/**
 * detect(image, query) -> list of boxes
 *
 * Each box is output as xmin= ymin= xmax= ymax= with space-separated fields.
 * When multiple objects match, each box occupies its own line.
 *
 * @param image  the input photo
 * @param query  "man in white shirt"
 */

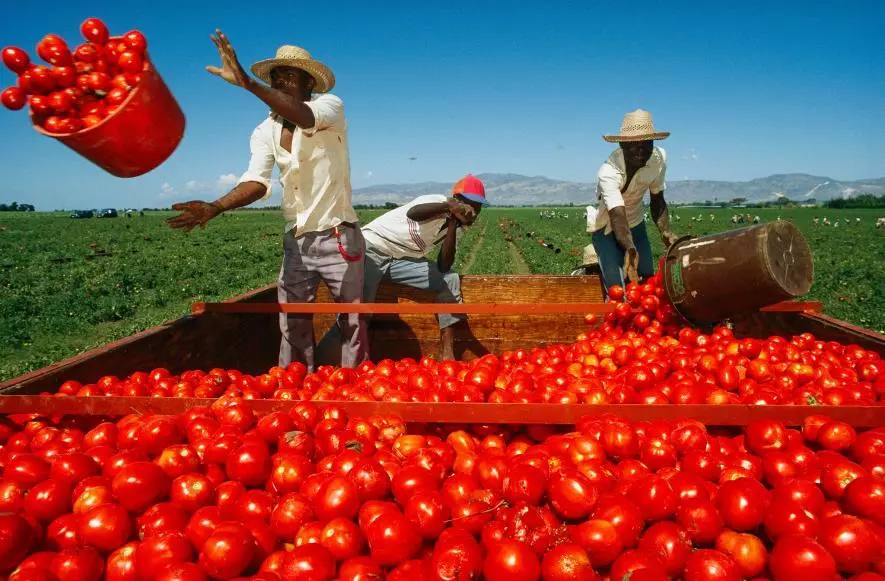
xmin=166 ymin=32 xmax=366 ymax=372
xmin=590 ymin=110 xmax=679 ymax=296
xmin=320 ymin=175 xmax=486 ymax=362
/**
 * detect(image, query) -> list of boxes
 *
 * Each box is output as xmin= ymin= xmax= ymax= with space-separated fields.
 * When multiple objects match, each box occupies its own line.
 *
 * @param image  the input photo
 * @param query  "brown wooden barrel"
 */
xmin=662 ymin=221 xmax=814 ymax=326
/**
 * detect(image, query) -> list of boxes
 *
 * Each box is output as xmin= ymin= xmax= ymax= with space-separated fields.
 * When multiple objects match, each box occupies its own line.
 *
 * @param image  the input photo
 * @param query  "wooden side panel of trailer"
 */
xmin=2 ymin=275 xmax=882 ymax=395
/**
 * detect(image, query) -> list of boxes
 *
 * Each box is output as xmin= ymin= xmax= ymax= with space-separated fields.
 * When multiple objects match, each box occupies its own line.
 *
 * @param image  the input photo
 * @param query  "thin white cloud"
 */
xmin=159 ymin=182 xmax=175 ymax=199
xmin=364 ymin=171 xmax=374 ymax=179
xmin=682 ymin=149 xmax=699 ymax=162
xmin=216 ymin=173 xmax=238 ymax=192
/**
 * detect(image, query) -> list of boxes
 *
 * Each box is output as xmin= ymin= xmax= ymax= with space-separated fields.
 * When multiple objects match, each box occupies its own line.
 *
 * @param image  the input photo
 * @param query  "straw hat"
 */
xmin=603 ymin=109 xmax=670 ymax=143
xmin=251 ymin=45 xmax=335 ymax=93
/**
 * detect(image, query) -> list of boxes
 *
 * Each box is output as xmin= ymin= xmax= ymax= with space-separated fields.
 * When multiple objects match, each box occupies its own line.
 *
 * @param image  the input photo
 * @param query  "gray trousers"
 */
xmin=278 ymin=225 xmax=367 ymax=372
xmin=363 ymin=246 xmax=465 ymax=329
xmin=316 ymin=245 xmax=465 ymax=365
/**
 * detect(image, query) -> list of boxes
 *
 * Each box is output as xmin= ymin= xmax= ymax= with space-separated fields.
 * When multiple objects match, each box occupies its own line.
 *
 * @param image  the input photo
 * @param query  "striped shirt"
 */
xmin=362 ymin=194 xmax=462 ymax=259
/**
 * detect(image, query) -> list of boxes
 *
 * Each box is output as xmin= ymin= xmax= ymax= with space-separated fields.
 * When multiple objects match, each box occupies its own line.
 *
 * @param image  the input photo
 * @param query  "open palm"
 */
xmin=206 ymin=29 xmax=249 ymax=87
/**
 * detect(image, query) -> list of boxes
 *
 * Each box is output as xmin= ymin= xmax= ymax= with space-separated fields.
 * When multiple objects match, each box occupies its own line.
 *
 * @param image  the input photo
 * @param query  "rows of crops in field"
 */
xmin=1 ymin=207 xmax=883 ymax=381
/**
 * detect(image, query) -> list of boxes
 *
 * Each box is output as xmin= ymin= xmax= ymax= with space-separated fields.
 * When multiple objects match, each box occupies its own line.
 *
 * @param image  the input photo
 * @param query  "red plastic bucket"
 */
xmin=32 ymin=57 xmax=185 ymax=178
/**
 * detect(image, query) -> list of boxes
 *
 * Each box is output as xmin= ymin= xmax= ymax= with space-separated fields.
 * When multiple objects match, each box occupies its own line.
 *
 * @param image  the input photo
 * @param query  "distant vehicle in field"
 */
xmin=98 ymin=208 xmax=118 ymax=218
xmin=70 ymin=210 xmax=94 ymax=218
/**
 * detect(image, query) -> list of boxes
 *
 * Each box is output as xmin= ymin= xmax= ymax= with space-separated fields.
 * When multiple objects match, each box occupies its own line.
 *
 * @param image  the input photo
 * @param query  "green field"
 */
xmin=1 ymin=207 xmax=883 ymax=382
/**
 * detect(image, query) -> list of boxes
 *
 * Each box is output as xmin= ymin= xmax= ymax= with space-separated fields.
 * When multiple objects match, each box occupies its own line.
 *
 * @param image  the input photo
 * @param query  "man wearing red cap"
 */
xmin=319 ymin=175 xmax=487 ymax=362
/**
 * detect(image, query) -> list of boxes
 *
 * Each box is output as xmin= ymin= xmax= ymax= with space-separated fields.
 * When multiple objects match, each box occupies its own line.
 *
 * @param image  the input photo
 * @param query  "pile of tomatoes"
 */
xmin=1 ymin=17 xmax=149 ymax=134
xmin=1 ymin=400 xmax=885 ymax=580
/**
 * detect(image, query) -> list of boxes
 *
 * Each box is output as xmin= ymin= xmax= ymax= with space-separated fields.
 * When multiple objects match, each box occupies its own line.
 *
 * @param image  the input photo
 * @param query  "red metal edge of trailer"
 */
xmin=1 ymin=276 xmax=883 ymax=413
xmin=1 ymin=396 xmax=884 ymax=428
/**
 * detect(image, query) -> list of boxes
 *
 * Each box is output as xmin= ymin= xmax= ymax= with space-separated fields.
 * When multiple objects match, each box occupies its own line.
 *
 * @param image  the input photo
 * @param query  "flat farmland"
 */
xmin=1 ymin=207 xmax=882 ymax=381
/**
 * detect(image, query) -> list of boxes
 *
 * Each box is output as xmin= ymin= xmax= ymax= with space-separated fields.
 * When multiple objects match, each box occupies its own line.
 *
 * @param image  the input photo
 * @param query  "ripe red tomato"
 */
xmin=638 ymin=521 xmax=692 ymax=577
xmin=319 ymin=517 xmax=364 ymax=561
xmin=169 ymin=473 xmax=214 ymax=512
xmin=111 ymin=461 xmax=171 ymax=513
xmin=391 ymin=465 xmax=439 ymax=505
xmin=5 ymin=453 xmax=51 ymax=488
xmin=79 ymin=503 xmax=132 ymax=552
xmin=2 ymin=47 xmax=31 ymax=74
xmin=716 ymin=477 xmax=770 ymax=531
xmin=117 ymin=51 xmax=144 ymax=75
xmin=540 ymin=543 xmax=599 ymax=581
xmin=135 ymin=533 xmax=194 ymax=580
xmin=675 ymin=498 xmax=725 ymax=545
xmin=627 ymin=475 xmax=677 ymax=522
xmin=591 ymin=493 xmax=645 ymax=547
xmin=547 ymin=470 xmax=598 ymax=520
xmin=571 ymin=519 xmax=623 ymax=567
xmin=123 ymin=31 xmax=148 ymax=53
xmin=198 ymin=523 xmax=256 ymax=579
xmin=270 ymin=493 xmax=315 ymax=542
xmin=22 ymin=478 xmax=72 ymax=522
xmin=817 ymin=421 xmax=857 ymax=451
xmin=313 ymin=475 xmax=361 ymax=522
xmin=80 ymin=18 xmax=110 ymax=45
xmin=365 ymin=510 xmax=422 ymax=567
xmin=841 ymin=476 xmax=885 ymax=525
xmin=769 ymin=535 xmax=837 ymax=581
xmin=744 ymin=419 xmax=788 ymax=455
xmin=1 ymin=87 xmax=26 ymax=110
xmin=682 ymin=549 xmax=741 ymax=581
xmin=136 ymin=502 xmax=190 ymax=539
xmin=483 ymin=539 xmax=541 ymax=581
xmin=715 ymin=531 xmax=768 ymax=578
xmin=225 ymin=443 xmax=271 ymax=487
xmin=817 ymin=514 xmax=879 ymax=574
xmin=50 ymin=546 xmax=104 ymax=581
xmin=404 ymin=489 xmax=448 ymax=539
xmin=279 ymin=544 xmax=336 ymax=581
xmin=0 ymin=513 xmax=35 ymax=571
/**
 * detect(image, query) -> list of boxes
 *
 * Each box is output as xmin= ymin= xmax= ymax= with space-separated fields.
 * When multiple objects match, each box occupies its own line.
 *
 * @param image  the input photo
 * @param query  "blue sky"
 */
xmin=1 ymin=0 xmax=883 ymax=210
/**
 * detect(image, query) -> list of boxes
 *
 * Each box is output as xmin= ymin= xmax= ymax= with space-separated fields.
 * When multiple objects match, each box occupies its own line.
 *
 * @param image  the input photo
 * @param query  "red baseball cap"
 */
xmin=452 ymin=174 xmax=489 ymax=205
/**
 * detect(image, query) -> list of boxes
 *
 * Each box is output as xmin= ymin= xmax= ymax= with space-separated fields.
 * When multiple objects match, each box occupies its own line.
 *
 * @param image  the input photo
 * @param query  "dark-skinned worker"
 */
xmin=166 ymin=34 xmax=366 ymax=372
xmin=590 ymin=109 xmax=679 ymax=298
xmin=319 ymin=175 xmax=487 ymax=363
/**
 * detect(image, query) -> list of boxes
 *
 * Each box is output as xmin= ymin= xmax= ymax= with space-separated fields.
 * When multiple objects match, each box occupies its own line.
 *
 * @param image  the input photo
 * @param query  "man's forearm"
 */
xmin=609 ymin=207 xmax=635 ymax=250
xmin=245 ymin=79 xmax=316 ymax=129
xmin=437 ymin=222 xmax=458 ymax=273
xmin=408 ymin=203 xmax=451 ymax=222
xmin=650 ymin=193 xmax=671 ymax=233
xmin=212 ymin=182 xmax=268 ymax=212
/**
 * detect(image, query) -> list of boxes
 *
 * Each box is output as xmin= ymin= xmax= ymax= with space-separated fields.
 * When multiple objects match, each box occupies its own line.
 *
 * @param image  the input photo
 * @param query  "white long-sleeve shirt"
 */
xmin=593 ymin=146 xmax=667 ymax=235
xmin=237 ymin=93 xmax=358 ymax=235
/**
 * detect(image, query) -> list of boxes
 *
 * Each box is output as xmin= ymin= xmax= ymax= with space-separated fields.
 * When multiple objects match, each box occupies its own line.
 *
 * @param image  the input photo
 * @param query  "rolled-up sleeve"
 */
xmin=650 ymin=147 xmax=667 ymax=194
xmin=597 ymin=163 xmax=625 ymax=211
xmin=302 ymin=94 xmax=344 ymax=136
xmin=238 ymin=122 xmax=275 ymax=198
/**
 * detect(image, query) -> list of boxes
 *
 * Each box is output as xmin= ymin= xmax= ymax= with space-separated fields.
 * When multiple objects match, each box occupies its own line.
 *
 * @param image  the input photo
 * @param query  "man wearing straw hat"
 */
xmin=590 ymin=109 xmax=679 ymax=297
xmin=167 ymin=31 xmax=366 ymax=372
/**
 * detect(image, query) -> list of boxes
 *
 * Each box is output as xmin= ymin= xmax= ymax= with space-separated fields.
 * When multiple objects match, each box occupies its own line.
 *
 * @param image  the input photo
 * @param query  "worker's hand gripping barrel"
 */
xmin=662 ymin=221 xmax=814 ymax=326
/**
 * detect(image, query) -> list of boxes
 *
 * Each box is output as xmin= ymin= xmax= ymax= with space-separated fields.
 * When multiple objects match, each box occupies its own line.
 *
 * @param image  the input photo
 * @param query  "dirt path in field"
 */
xmin=461 ymin=223 xmax=487 ymax=274
xmin=507 ymin=241 xmax=531 ymax=274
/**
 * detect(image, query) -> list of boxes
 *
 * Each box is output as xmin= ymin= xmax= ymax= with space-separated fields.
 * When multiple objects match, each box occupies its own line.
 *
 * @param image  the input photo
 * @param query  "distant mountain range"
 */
xmin=353 ymin=173 xmax=885 ymax=206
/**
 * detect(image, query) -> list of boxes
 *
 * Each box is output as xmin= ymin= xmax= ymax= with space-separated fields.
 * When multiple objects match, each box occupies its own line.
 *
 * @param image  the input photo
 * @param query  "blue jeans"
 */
xmin=591 ymin=221 xmax=654 ymax=299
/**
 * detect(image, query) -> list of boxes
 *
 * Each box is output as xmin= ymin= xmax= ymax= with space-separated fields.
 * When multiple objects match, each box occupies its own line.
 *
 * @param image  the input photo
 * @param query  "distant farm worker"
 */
xmin=166 ymin=32 xmax=366 ymax=372
xmin=319 ymin=175 xmax=487 ymax=362
xmin=590 ymin=109 xmax=678 ymax=297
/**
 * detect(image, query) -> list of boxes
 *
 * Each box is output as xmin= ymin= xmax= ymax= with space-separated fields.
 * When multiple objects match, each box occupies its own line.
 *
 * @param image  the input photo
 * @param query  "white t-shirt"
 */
xmin=363 ymin=194 xmax=462 ymax=259
xmin=593 ymin=147 xmax=667 ymax=235
xmin=237 ymin=93 xmax=358 ymax=236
